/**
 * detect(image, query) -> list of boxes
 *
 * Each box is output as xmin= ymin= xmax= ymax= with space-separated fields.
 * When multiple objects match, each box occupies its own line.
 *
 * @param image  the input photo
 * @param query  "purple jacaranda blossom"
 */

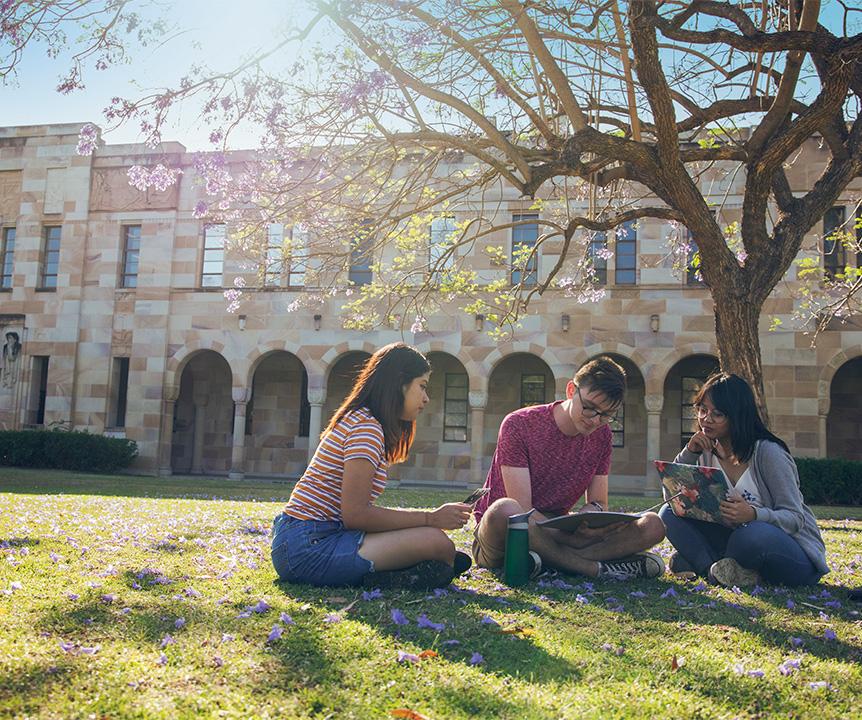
xmin=252 ymin=600 xmax=270 ymax=613
xmin=691 ymin=582 xmax=707 ymax=592
xmin=786 ymin=599 xmax=796 ymax=609
xmin=236 ymin=610 xmax=252 ymax=619
xmin=323 ymin=613 xmax=341 ymax=624
xmin=361 ymin=589 xmax=382 ymax=601
xmin=279 ymin=612 xmax=295 ymax=625
xmin=66 ymin=593 xmax=80 ymax=601
xmin=469 ymin=652 xmax=484 ymax=666
xmin=174 ymin=617 xmax=185 ymax=629
xmin=442 ymin=639 xmax=460 ymax=646
xmin=417 ymin=614 xmax=445 ymax=632
xmin=76 ymin=123 xmax=98 ymax=155
xmin=391 ymin=609 xmax=409 ymax=626
xmin=751 ymin=585 xmax=764 ymax=596
xmin=733 ymin=664 xmax=764 ymax=677
xmin=120 ymin=607 xmax=132 ymax=615
xmin=49 ymin=551 xmax=61 ymax=562
xmin=266 ymin=625 xmax=283 ymax=643
xmin=160 ymin=634 xmax=175 ymax=648
xmin=59 ymin=641 xmax=75 ymax=653
xmin=10 ymin=581 xmax=22 ymax=591
xmin=156 ymin=652 xmax=168 ymax=666
xmin=397 ymin=650 xmax=419 ymax=664
xmin=551 ymin=578 xmax=574 ymax=590
xmin=131 ymin=582 xmax=141 ymax=590
xmin=824 ymin=600 xmax=842 ymax=609
xmin=184 ymin=587 xmax=202 ymax=598
xmin=192 ymin=201 xmax=208 ymax=219
xmin=661 ymin=588 xmax=678 ymax=599
xmin=778 ymin=659 xmax=801 ymax=676
xmin=629 ymin=590 xmax=646 ymax=598
xmin=818 ymin=611 xmax=830 ymax=621
xmin=79 ymin=646 xmax=99 ymax=656
xmin=480 ymin=615 xmax=498 ymax=626
xmin=790 ymin=636 xmax=804 ymax=648
xmin=575 ymin=594 xmax=590 ymax=604
xmin=432 ymin=588 xmax=449 ymax=598
xmin=213 ymin=656 xmax=224 ymax=667
xmin=824 ymin=628 xmax=837 ymax=641
xmin=601 ymin=643 xmax=614 ymax=652
xmin=730 ymin=586 xmax=743 ymax=595
xmin=581 ymin=582 xmax=595 ymax=593
xmin=807 ymin=681 xmax=832 ymax=690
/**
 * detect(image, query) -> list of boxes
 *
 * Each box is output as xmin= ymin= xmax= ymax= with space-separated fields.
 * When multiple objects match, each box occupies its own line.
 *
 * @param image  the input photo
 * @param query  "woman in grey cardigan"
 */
xmin=659 ymin=373 xmax=828 ymax=588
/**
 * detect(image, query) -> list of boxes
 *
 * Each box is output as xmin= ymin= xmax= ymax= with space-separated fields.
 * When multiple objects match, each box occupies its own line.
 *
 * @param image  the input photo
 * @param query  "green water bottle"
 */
xmin=504 ymin=509 xmax=534 ymax=586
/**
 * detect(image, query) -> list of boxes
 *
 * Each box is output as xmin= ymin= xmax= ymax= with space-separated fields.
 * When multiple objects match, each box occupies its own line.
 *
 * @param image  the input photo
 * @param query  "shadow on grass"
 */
xmin=0 ymin=536 xmax=40 ymax=548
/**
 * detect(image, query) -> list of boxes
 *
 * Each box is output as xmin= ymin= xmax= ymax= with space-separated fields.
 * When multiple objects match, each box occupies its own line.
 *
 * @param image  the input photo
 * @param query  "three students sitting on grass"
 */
xmin=271 ymin=345 xmax=826 ymax=589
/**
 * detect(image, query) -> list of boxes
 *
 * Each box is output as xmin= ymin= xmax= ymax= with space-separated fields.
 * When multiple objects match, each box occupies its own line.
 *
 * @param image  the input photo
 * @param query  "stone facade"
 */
xmin=0 ymin=123 xmax=860 ymax=493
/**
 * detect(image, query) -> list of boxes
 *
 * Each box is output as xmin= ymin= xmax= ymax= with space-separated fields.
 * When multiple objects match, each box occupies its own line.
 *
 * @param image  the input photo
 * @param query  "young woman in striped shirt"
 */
xmin=271 ymin=343 xmax=472 ymax=588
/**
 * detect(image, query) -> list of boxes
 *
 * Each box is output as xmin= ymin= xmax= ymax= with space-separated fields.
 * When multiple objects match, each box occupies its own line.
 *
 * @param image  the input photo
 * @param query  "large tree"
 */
xmin=4 ymin=0 xmax=862 ymax=408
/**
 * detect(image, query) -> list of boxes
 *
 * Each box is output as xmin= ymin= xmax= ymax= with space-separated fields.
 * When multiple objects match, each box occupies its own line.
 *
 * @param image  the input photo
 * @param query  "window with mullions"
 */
xmin=443 ymin=373 xmax=468 ymax=442
xmin=1 ymin=227 xmax=15 ymax=289
xmin=681 ymin=376 xmax=703 ymax=448
xmin=429 ymin=215 xmax=456 ymax=282
xmin=615 ymin=221 xmax=637 ymax=285
xmin=349 ymin=222 xmax=373 ymax=286
xmin=511 ymin=213 xmax=539 ymax=286
xmin=520 ymin=373 xmax=546 ymax=407
xmin=264 ymin=223 xmax=307 ymax=287
xmin=201 ymin=224 xmax=225 ymax=287
xmin=610 ymin=404 xmax=625 ymax=447
xmin=40 ymin=226 xmax=61 ymax=289
xmin=120 ymin=225 xmax=140 ymax=288
xmin=588 ymin=231 xmax=608 ymax=285
xmin=823 ymin=206 xmax=847 ymax=279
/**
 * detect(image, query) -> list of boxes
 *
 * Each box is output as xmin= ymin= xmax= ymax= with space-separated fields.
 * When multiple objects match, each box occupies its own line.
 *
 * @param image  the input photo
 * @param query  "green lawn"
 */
xmin=1 ymin=468 xmax=860 ymax=719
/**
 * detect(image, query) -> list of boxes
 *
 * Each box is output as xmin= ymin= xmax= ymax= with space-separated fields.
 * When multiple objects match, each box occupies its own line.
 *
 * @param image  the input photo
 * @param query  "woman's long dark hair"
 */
xmin=323 ymin=343 xmax=430 ymax=463
xmin=693 ymin=372 xmax=788 ymax=462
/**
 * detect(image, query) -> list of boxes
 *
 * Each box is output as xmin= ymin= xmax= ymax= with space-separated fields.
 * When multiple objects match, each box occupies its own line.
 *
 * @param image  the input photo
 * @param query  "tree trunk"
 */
xmin=710 ymin=288 xmax=770 ymax=423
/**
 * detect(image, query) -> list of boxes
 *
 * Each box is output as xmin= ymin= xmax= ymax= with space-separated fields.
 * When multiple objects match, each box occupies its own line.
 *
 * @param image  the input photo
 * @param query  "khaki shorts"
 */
xmin=471 ymin=518 xmax=505 ymax=569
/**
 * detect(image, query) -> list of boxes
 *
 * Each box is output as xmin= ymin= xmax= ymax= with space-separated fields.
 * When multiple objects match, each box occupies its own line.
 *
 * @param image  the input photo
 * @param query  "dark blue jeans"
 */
xmin=658 ymin=505 xmax=821 ymax=586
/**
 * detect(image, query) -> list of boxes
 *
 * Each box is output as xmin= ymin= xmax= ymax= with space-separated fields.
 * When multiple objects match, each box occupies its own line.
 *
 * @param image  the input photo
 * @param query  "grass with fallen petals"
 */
xmin=1 ymin=468 xmax=860 ymax=720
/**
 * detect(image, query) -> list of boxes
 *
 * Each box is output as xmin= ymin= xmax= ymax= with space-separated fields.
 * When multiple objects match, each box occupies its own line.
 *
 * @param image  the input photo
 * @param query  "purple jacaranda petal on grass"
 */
xmin=266 ymin=625 xmax=283 ymax=643
xmin=59 ymin=641 xmax=75 ymax=653
xmin=824 ymin=600 xmax=842 ymax=609
xmin=691 ymin=582 xmax=707 ymax=592
xmin=824 ymin=628 xmax=837 ymax=641
xmin=790 ymin=637 xmax=804 ymax=648
xmin=120 ymin=607 xmax=131 ymax=615
xmin=79 ymin=646 xmax=99 ymax=655
xmin=397 ymin=650 xmax=419 ymax=664
xmin=50 ymin=551 xmax=61 ymax=562
xmin=469 ymin=652 xmax=484 ymax=666
xmin=391 ymin=609 xmax=410 ymax=626
xmin=213 ymin=655 xmax=224 ymax=667
xmin=551 ymin=579 xmax=573 ymax=590
xmin=786 ymin=599 xmax=796 ymax=609
xmin=252 ymin=600 xmax=271 ymax=613
xmin=174 ymin=617 xmax=185 ymax=629
xmin=221 ymin=633 xmax=234 ymax=643
xmin=323 ymin=613 xmax=341 ymax=624
xmin=279 ymin=612 xmax=295 ymax=625
xmin=160 ymin=634 xmax=175 ymax=648
xmin=131 ymin=582 xmax=141 ymax=590
xmin=480 ymin=615 xmax=499 ymax=626
xmin=818 ymin=611 xmax=830 ymax=621
xmin=361 ymin=589 xmax=382 ymax=601
xmin=660 ymin=588 xmax=678 ymax=599
xmin=184 ymin=587 xmax=202 ymax=598
xmin=529 ymin=604 xmax=543 ymax=613
xmin=601 ymin=643 xmax=614 ymax=652
xmin=417 ymin=614 xmax=445 ymax=632
xmin=442 ymin=639 xmax=460 ymax=645
xmin=747 ymin=669 xmax=765 ymax=678
xmin=751 ymin=585 xmax=764 ymax=596
xmin=66 ymin=593 xmax=80 ymax=601
xmin=216 ymin=597 xmax=231 ymax=605
xmin=433 ymin=588 xmax=449 ymax=598
xmin=581 ymin=582 xmax=595 ymax=593
xmin=156 ymin=653 xmax=168 ymax=666
xmin=492 ymin=583 xmax=507 ymax=592
xmin=628 ymin=590 xmax=646 ymax=598
xmin=731 ymin=586 xmax=743 ymax=595
xmin=807 ymin=681 xmax=832 ymax=690
xmin=575 ymin=594 xmax=590 ymax=604
xmin=236 ymin=611 xmax=252 ymax=619
xmin=778 ymin=659 xmax=801 ymax=676
xmin=10 ymin=581 xmax=22 ymax=591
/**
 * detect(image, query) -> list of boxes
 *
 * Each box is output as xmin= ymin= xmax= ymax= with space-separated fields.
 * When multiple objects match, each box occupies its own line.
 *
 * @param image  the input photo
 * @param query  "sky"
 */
xmin=1 ymin=0 xmax=320 ymax=150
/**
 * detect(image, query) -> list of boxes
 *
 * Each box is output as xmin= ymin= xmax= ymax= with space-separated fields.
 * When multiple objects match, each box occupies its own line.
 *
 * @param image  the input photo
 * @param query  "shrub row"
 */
xmin=0 ymin=429 xmax=138 ymax=473
xmin=795 ymin=456 xmax=862 ymax=506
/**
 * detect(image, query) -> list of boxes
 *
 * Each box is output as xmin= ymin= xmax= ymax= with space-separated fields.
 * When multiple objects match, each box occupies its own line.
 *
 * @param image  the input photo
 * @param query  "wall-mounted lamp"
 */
xmin=313 ymin=314 xmax=322 ymax=331
xmin=238 ymin=314 xmax=247 ymax=331
xmin=561 ymin=313 xmax=570 ymax=333
xmin=649 ymin=314 xmax=660 ymax=333
xmin=475 ymin=313 xmax=485 ymax=331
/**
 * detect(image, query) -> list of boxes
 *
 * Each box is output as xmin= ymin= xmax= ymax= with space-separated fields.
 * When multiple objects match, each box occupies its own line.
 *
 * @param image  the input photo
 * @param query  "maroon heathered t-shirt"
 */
xmin=473 ymin=401 xmax=612 ymax=521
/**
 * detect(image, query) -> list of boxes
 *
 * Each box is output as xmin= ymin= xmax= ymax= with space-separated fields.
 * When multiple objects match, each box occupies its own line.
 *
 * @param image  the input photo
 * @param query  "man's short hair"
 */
xmin=574 ymin=356 xmax=626 ymax=407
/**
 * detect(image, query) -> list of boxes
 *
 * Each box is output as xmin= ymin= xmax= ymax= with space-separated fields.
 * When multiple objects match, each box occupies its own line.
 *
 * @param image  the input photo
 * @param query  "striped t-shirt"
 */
xmin=285 ymin=407 xmax=388 ymax=521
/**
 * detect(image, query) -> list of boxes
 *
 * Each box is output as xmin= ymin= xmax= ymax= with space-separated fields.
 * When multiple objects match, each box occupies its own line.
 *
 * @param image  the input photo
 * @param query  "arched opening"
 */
xmin=660 ymin=354 xmax=720 ymax=462
xmin=827 ymin=356 xmax=862 ymax=461
xmin=322 ymin=351 xmax=372 ymax=431
xmin=171 ymin=350 xmax=233 ymax=474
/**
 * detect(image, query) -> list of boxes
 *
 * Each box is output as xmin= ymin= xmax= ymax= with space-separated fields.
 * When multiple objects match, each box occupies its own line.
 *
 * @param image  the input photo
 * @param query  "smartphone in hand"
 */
xmin=462 ymin=486 xmax=490 ymax=506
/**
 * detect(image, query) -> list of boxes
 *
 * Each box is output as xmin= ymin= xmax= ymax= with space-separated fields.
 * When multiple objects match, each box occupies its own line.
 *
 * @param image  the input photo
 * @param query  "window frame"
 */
xmin=120 ymin=225 xmax=141 ymax=289
xmin=108 ymin=357 xmax=130 ymax=429
xmin=614 ymin=220 xmax=637 ymax=285
xmin=1 ymin=226 xmax=15 ymax=289
xmin=39 ymin=226 xmax=61 ymax=289
xmin=610 ymin=402 xmax=625 ymax=448
xmin=443 ymin=372 xmax=468 ymax=442
xmin=520 ymin=373 xmax=546 ymax=408
xmin=201 ymin=224 xmax=226 ymax=288
xmin=511 ymin=213 xmax=539 ymax=287
xmin=588 ymin=230 xmax=608 ymax=285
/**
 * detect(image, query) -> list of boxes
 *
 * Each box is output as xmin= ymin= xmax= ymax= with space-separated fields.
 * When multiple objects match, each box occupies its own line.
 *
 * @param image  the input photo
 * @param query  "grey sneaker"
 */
xmin=599 ymin=552 xmax=665 ymax=580
xmin=708 ymin=558 xmax=761 ymax=588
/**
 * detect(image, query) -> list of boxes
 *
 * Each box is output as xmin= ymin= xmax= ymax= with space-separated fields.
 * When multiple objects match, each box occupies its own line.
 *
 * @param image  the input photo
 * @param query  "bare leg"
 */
xmin=358 ymin=527 xmax=455 ymax=571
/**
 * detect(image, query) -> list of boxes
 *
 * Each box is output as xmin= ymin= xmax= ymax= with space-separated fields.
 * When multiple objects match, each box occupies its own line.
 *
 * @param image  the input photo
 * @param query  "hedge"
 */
xmin=0 ymin=429 xmax=138 ymax=474
xmin=795 ymin=457 xmax=862 ymax=506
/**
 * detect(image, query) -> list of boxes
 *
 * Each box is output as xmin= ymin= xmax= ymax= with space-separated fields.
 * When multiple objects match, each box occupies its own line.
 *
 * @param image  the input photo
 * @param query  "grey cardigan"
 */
xmin=674 ymin=440 xmax=829 ymax=576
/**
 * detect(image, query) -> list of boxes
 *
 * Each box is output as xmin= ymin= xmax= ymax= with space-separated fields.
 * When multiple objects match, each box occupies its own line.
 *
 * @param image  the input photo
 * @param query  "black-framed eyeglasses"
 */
xmin=693 ymin=403 xmax=727 ymax=422
xmin=575 ymin=386 xmax=619 ymax=423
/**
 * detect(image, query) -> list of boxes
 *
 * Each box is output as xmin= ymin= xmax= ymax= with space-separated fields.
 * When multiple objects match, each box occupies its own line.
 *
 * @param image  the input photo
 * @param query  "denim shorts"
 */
xmin=271 ymin=513 xmax=373 ymax=587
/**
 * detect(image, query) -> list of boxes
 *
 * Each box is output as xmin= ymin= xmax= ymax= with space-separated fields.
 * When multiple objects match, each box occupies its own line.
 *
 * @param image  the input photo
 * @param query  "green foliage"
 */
xmin=0 ymin=429 xmax=138 ymax=473
xmin=795 ymin=457 xmax=862 ymax=505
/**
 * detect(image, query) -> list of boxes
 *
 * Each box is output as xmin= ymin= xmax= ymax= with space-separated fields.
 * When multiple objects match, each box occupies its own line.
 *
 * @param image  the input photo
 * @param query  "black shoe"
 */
xmin=362 ymin=559 xmax=456 ymax=591
xmin=598 ymin=552 xmax=665 ymax=580
xmin=453 ymin=551 xmax=472 ymax=576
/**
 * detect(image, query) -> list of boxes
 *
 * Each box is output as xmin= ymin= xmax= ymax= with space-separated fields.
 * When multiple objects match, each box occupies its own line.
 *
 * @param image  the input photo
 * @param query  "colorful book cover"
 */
xmin=654 ymin=461 xmax=732 ymax=524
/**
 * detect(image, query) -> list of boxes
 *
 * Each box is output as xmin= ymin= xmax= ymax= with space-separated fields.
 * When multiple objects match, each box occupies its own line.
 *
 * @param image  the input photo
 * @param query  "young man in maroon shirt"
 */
xmin=472 ymin=356 xmax=666 ymax=579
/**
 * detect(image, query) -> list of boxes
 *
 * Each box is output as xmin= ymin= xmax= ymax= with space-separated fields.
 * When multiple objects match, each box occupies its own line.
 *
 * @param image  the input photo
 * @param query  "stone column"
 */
xmin=191 ymin=390 xmax=208 ymax=475
xmin=157 ymin=385 xmax=179 ymax=477
xmin=468 ymin=390 xmax=487 ymax=485
xmin=307 ymin=387 xmax=326 ymax=464
xmin=228 ymin=387 xmax=250 ymax=480
xmin=818 ymin=397 xmax=830 ymax=458
xmin=644 ymin=393 xmax=664 ymax=495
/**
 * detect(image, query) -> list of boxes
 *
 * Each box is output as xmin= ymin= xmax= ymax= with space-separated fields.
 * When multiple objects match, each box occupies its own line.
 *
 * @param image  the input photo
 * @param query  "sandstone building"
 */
xmin=1 ymin=123 xmax=860 ymax=493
